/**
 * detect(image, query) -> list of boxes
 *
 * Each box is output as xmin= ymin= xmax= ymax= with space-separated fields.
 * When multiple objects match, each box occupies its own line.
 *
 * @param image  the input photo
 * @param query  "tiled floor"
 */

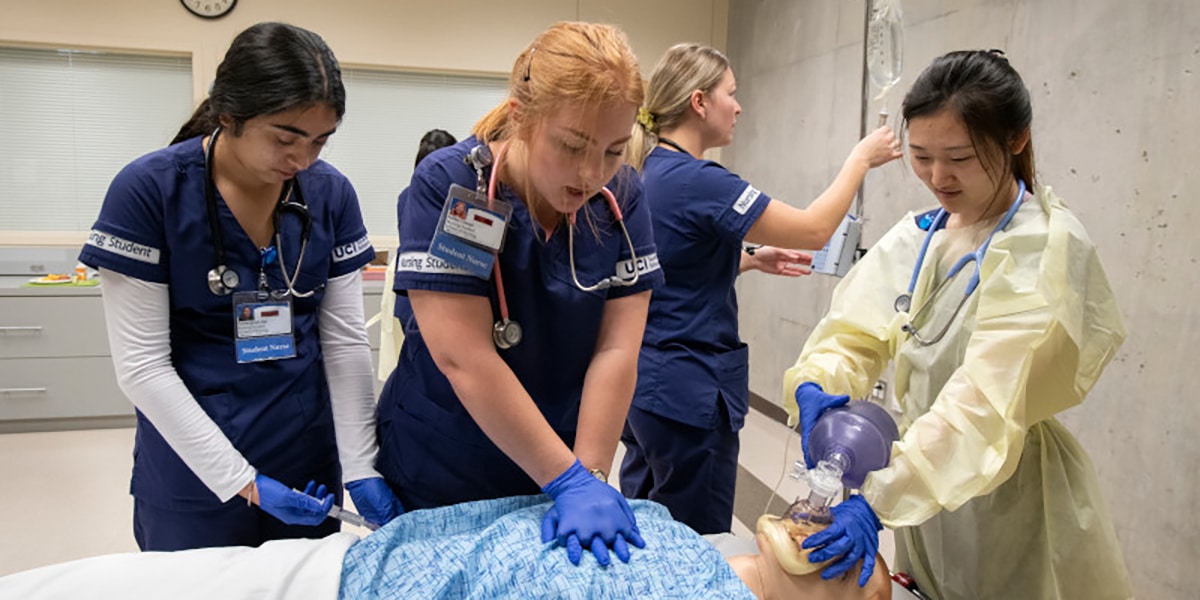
xmin=0 ymin=408 xmax=893 ymax=578
xmin=0 ymin=427 xmax=138 ymax=576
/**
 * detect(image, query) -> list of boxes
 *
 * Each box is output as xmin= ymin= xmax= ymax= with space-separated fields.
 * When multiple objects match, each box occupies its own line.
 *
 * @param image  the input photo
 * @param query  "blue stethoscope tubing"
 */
xmin=895 ymin=179 xmax=1027 ymax=316
xmin=204 ymin=126 xmax=314 ymax=297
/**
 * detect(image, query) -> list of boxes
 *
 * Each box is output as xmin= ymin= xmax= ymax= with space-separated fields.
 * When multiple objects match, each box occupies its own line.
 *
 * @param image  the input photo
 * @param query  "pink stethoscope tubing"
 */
xmin=484 ymin=141 xmax=639 ymax=349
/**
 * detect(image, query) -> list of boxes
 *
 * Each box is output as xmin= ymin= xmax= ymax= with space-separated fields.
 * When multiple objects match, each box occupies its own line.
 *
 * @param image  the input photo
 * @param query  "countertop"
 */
xmin=0 ymin=276 xmax=385 ymax=296
xmin=0 ymin=276 xmax=102 ymax=296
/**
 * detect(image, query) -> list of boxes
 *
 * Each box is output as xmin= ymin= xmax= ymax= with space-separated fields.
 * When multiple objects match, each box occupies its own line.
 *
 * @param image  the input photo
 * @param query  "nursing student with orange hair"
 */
xmin=374 ymin=22 xmax=663 ymax=567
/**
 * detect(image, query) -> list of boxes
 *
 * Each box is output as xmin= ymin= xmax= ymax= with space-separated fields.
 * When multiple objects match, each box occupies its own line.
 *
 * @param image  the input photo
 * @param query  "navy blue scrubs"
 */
xmin=393 ymin=187 xmax=417 ymax=336
xmin=379 ymin=137 xmax=662 ymax=509
xmin=79 ymin=136 xmax=375 ymax=550
xmin=620 ymin=146 xmax=770 ymax=534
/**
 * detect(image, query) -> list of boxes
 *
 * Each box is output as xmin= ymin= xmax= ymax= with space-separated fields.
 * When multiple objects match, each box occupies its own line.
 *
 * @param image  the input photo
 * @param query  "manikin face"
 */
xmin=221 ymin=103 xmax=339 ymax=185
xmin=700 ymin=67 xmax=741 ymax=149
xmin=907 ymin=108 xmax=1012 ymax=225
xmin=756 ymin=514 xmax=829 ymax=576
xmin=521 ymin=101 xmax=636 ymax=215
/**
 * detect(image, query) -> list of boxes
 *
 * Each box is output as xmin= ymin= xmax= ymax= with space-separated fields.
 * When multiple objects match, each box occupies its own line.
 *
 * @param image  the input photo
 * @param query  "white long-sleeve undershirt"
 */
xmin=99 ymin=268 xmax=381 ymax=503
xmin=317 ymin=271 xmax=383 ymax=484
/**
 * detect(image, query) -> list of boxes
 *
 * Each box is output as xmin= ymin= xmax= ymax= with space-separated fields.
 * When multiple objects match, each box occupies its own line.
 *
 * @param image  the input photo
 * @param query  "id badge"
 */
xmin=428 ymin=183 xmax=513 ymax=279
xmin=232 ymin=291 xmax=297 ymax=363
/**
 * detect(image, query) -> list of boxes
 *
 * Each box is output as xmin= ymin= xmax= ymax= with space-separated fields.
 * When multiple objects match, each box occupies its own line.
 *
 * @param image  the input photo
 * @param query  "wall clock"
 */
xmin=180 ymin=0 xmax=237 ymax=19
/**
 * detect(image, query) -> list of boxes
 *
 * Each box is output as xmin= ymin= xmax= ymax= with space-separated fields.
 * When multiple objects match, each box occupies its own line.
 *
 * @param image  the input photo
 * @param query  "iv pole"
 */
xmin=855 ymin=0 xmax=872 ymax=222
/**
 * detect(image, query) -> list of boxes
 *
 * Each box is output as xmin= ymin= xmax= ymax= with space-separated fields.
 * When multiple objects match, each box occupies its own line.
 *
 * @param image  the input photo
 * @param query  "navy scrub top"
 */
xmin=633 ymin=147 xmax=770 ymax=431
xmin=392 ymin=187 xmax=417 ymax=335
xmin=378 ymin=136 xmax=663 ymax=507
xmin=79 ymin=137 xmax=375 ymax=509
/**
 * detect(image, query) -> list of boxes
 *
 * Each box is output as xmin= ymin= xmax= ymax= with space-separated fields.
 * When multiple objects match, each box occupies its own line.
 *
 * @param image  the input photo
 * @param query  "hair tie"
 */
xmin=636 ymin=106 xmax=656 ymax=132
xmin=523 ymin=47 xmax=536 ymax=82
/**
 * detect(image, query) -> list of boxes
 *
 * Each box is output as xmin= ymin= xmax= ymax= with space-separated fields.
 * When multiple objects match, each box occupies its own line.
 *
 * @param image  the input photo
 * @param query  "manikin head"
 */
xmin=725 ymin=507 xmax=892 ymax=600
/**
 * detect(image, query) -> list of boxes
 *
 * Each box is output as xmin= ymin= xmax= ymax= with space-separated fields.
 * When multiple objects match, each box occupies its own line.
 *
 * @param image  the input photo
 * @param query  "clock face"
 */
xmin=180 ymin=0 xmax=237 ymax=19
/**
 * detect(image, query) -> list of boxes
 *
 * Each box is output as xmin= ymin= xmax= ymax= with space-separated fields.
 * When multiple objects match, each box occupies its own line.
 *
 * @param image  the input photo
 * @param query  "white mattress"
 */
xmin=0 ymin=532 xmax=357 ymax=600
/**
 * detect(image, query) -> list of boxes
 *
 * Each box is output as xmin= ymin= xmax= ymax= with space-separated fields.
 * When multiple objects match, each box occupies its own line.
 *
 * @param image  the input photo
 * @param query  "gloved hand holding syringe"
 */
xmin=291 ymin=485 xmax=381 ymax=531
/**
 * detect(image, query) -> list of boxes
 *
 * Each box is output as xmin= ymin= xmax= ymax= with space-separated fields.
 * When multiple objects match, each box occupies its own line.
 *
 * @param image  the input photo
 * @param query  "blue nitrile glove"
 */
xmin=801 ymin=494 xmax=882 ymax=587
xmin=540 ymin=459 xmax=646 ymax=567
xmin=795 ymin=382 xmax=850 ymax=468
xmin=255 ymin=474 xmax=334 ymax=526
xmin=346 ymin=477 xmax=404 ymax=526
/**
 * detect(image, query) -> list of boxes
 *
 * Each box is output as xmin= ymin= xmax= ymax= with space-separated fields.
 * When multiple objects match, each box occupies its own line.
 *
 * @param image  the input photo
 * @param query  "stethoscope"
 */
xmin=204 ymin=126 xmax=316 ymax=298
xmin=895 ymin=179 xmax=1026 ymax=346
xmin=465 ymin=141 xmax=640 ymax=349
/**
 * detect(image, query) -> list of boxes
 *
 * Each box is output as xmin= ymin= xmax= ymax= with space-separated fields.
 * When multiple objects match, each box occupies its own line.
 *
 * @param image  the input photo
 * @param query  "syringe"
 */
xmin=329 ymin=504 xmax=380 ymax=531
xmin=289 ymin=486 xmax=382 ymax=530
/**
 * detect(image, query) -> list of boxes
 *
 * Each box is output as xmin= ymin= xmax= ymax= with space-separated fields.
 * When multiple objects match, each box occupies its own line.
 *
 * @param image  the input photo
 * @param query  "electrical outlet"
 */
xmin=871 ymin=380 xmax=887 ymax=402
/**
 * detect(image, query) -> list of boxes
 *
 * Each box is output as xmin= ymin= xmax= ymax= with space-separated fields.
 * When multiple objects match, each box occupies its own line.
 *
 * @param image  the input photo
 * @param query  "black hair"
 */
xmin=901 ymin=50 xmax=1035 ymax=189
xmin=415 ymin=129 xmax=457 ymax=168
xmin=172 ymin=22 xmax=346 ymax=144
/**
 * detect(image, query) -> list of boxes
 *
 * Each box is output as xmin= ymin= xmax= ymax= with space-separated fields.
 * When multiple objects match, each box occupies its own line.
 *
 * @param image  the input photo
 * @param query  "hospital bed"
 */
xmin=0 ymin=495 xmax=915 ymax=599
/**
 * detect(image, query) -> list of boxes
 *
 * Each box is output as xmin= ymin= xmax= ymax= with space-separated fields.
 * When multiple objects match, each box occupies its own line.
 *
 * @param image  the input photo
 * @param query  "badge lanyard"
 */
xmin=201 ymin=127 xmax=302 ymax=362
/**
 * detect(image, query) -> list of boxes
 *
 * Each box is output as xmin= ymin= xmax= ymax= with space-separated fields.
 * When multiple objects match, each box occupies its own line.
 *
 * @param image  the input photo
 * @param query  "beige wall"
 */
xmin=0 ymin=0 xmax=728 ymax=245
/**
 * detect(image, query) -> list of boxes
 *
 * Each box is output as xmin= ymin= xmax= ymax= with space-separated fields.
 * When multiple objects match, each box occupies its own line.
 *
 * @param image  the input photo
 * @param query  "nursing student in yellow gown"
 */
xmin=783 ymin=50 xmax=1134 ymax=600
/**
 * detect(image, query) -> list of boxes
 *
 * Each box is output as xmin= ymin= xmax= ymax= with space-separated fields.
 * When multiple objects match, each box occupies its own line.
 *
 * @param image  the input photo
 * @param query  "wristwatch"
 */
xmin=743 ymin=244 xmax=763 ymax=255
xmin=589 ymin=468 xmax=608 ymax=482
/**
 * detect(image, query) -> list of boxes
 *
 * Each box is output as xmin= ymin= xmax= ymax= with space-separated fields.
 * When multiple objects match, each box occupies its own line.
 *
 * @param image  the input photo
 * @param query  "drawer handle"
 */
xmin=0 ymin=388 xmax=48 ymax=395
xmin=0 ymin=326 xmax=44 ymax=334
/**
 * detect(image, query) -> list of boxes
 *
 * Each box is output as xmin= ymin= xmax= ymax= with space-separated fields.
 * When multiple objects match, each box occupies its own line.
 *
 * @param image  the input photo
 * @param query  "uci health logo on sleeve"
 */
xmin=616 ymin=253 xmax=660 ymax=278
xmin=332 ymin=234 xmax=373 ymax=263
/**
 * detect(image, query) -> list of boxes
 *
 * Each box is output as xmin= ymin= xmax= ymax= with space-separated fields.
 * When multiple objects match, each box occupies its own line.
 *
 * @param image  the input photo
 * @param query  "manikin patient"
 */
xmin=731 ymin=508 xmax=891 ymax=600
xmin=0 ymin=496 xmax=890 ymax=599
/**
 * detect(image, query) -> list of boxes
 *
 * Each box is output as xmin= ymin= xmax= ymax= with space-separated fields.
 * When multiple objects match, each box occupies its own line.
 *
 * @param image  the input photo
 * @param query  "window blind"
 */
xmin=0 ymin=47 xmax=192 ymax=231
xmin=321 ymin=69 xmax=509 ymax=240
xmin=0 ymin=48 xmax=508 ymax=239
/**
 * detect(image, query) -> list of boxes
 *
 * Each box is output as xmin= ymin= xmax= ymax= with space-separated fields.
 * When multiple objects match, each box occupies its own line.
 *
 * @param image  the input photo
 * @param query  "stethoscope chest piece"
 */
xmin=894 ymin=293 xmax=912 ymax=313
xmin=208 ymin=265 xmax=240 ymax=296
xmin=492 ymin=318 xmax=522 ymax=350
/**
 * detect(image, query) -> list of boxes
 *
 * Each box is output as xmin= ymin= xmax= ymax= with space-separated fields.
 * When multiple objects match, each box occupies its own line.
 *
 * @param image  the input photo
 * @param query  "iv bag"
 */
xmin=867 ymin=0 xmax=904 ymax=98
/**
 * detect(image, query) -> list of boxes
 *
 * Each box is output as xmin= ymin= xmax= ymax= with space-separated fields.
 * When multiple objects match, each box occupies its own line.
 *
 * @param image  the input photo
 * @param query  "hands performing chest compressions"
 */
xmin=368 ymin=21 xmax=663 ymax=568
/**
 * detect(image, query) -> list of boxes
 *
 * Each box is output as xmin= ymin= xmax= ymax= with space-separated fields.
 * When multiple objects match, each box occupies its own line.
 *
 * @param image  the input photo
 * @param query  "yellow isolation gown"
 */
xmin=782 ymin=187 xmax=1134 ymax=599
